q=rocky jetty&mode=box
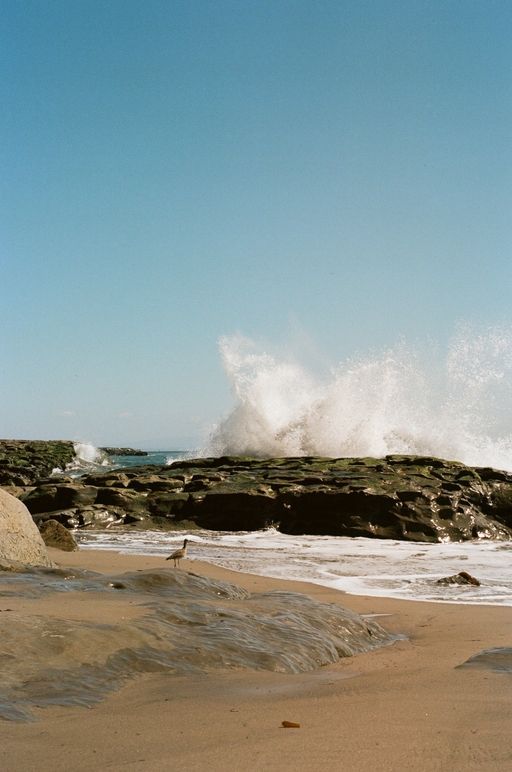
[7,455,512,542]
[100,447,148,456]
[0,439,75,486]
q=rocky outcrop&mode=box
[436,571,481,586]
[0,439,75,486]
[7,455,512,542]
[0,488,54,567]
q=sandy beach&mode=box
[1,548,511,772]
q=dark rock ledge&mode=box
[3,453,512,543]
[99,447,148,456]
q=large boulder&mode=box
[0,488,53,567]
[39,518,79,552]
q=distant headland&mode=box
[99,447,148,457]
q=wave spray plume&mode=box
[206,326,512,470]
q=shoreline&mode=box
[74,530,512,608]
[1,548,511,771]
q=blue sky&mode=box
[2,0,511,449]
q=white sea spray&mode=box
[206,325,512,470]
[73,442,104,464]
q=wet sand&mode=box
[1,548,511,771]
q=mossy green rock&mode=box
[0,440,75,485]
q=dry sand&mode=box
[1,548,511,772]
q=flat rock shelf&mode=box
[5,453,512,542]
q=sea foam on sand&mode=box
[77,528,512,606]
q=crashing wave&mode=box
[61,442,109,476]
[205,325,512,470]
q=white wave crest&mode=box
[61,442,110,476]
[206,326,512,470]
[73,442,104,464]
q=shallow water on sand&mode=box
[459,647,512,674]
[0,565,392,721]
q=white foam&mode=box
[60,442,109,477]
[76,529,512,606]
[73,442,104,464]
[206,325,512,470]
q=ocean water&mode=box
[77,528,512,607]
[63,445,191,476]
[106,450,190,469]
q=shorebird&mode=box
[166,538,189,567]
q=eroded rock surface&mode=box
[6,455,512,542]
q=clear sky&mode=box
[2,0,511,449]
